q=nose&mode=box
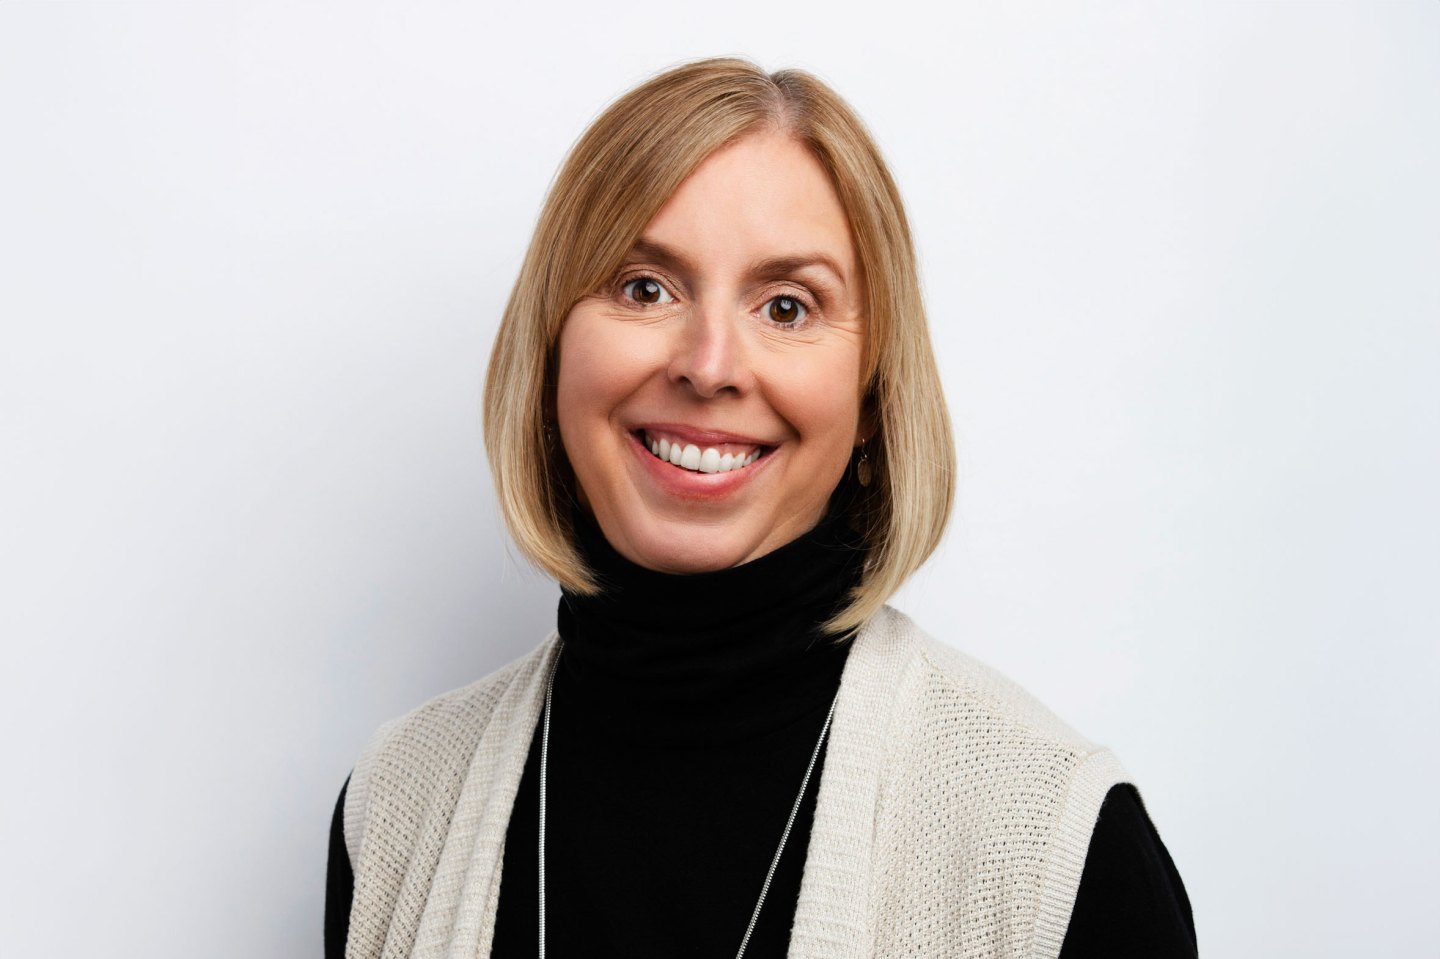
[666,303,753,399]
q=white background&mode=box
[2,2,1436,956]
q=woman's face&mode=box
[555,130,866,574]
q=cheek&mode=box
[555,312,659,421]
[554,311,664,496]
[773,346,865,452]
[555,316,624,445]
[555,317,606,418]
[553,315,610,492]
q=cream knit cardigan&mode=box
[342,605,1133,959]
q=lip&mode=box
[633,422,774,448]
[625,426,774,501]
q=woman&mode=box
[326,58,1196,959]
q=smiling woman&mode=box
[556,131,867,575]
[325,58,1196,959]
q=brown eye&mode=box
[622,277,673,305]
[766,296,806,325]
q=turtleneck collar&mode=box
[554,508,867,746]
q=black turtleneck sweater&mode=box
[325,514,1196,958]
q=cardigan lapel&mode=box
[405,635,560,959]
[788,607,925,959]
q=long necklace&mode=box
[538,642,840,959]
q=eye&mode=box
[765,295,807,325]
[621,277,675,306]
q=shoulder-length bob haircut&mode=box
[484,57,954,635]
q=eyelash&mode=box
[616,273,818,328]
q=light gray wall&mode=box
[2,2,1435,956]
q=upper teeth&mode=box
[646,434,760,474]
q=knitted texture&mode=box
[343,607,1130,959]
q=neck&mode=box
[554,509,866,745]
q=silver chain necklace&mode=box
[538,642,840,959]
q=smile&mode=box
[638,429,766,474]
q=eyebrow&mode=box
[627,237,850,287]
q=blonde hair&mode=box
[483,57,954,634]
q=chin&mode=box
[614,521,763,575]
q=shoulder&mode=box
[341,636,558,866]
[861,606,1134,958]
[371,639,552,748]
[869,604,1109,755]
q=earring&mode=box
[855,440,872,488]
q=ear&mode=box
[855,390,879,447]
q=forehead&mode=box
[638,131,858,286]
